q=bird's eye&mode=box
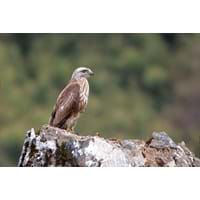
[82,70,88,73]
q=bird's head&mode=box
[71,67,94,80]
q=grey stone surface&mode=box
[18,125,200,167]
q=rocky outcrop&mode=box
[18,125,200,167]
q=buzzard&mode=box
[49,67,94,132]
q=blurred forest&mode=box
[0,33,200,166]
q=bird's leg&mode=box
[66,126,75,134]
[81,109,86,113]
[70,126,80,135]
[70,126,75,133]
[66,127,72,133]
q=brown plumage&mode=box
[49,67,94,131]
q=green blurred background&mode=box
[0,33,200,166]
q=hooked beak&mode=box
[89,70,94,76]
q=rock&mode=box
[150,131,177,149]
[18,125,200,167]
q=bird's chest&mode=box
[79,79,89,111]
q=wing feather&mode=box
[49,81,80,127]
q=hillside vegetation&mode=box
[0,34,200,166]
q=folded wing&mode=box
[49,81,80,128]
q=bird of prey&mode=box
[49,67,94,132]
